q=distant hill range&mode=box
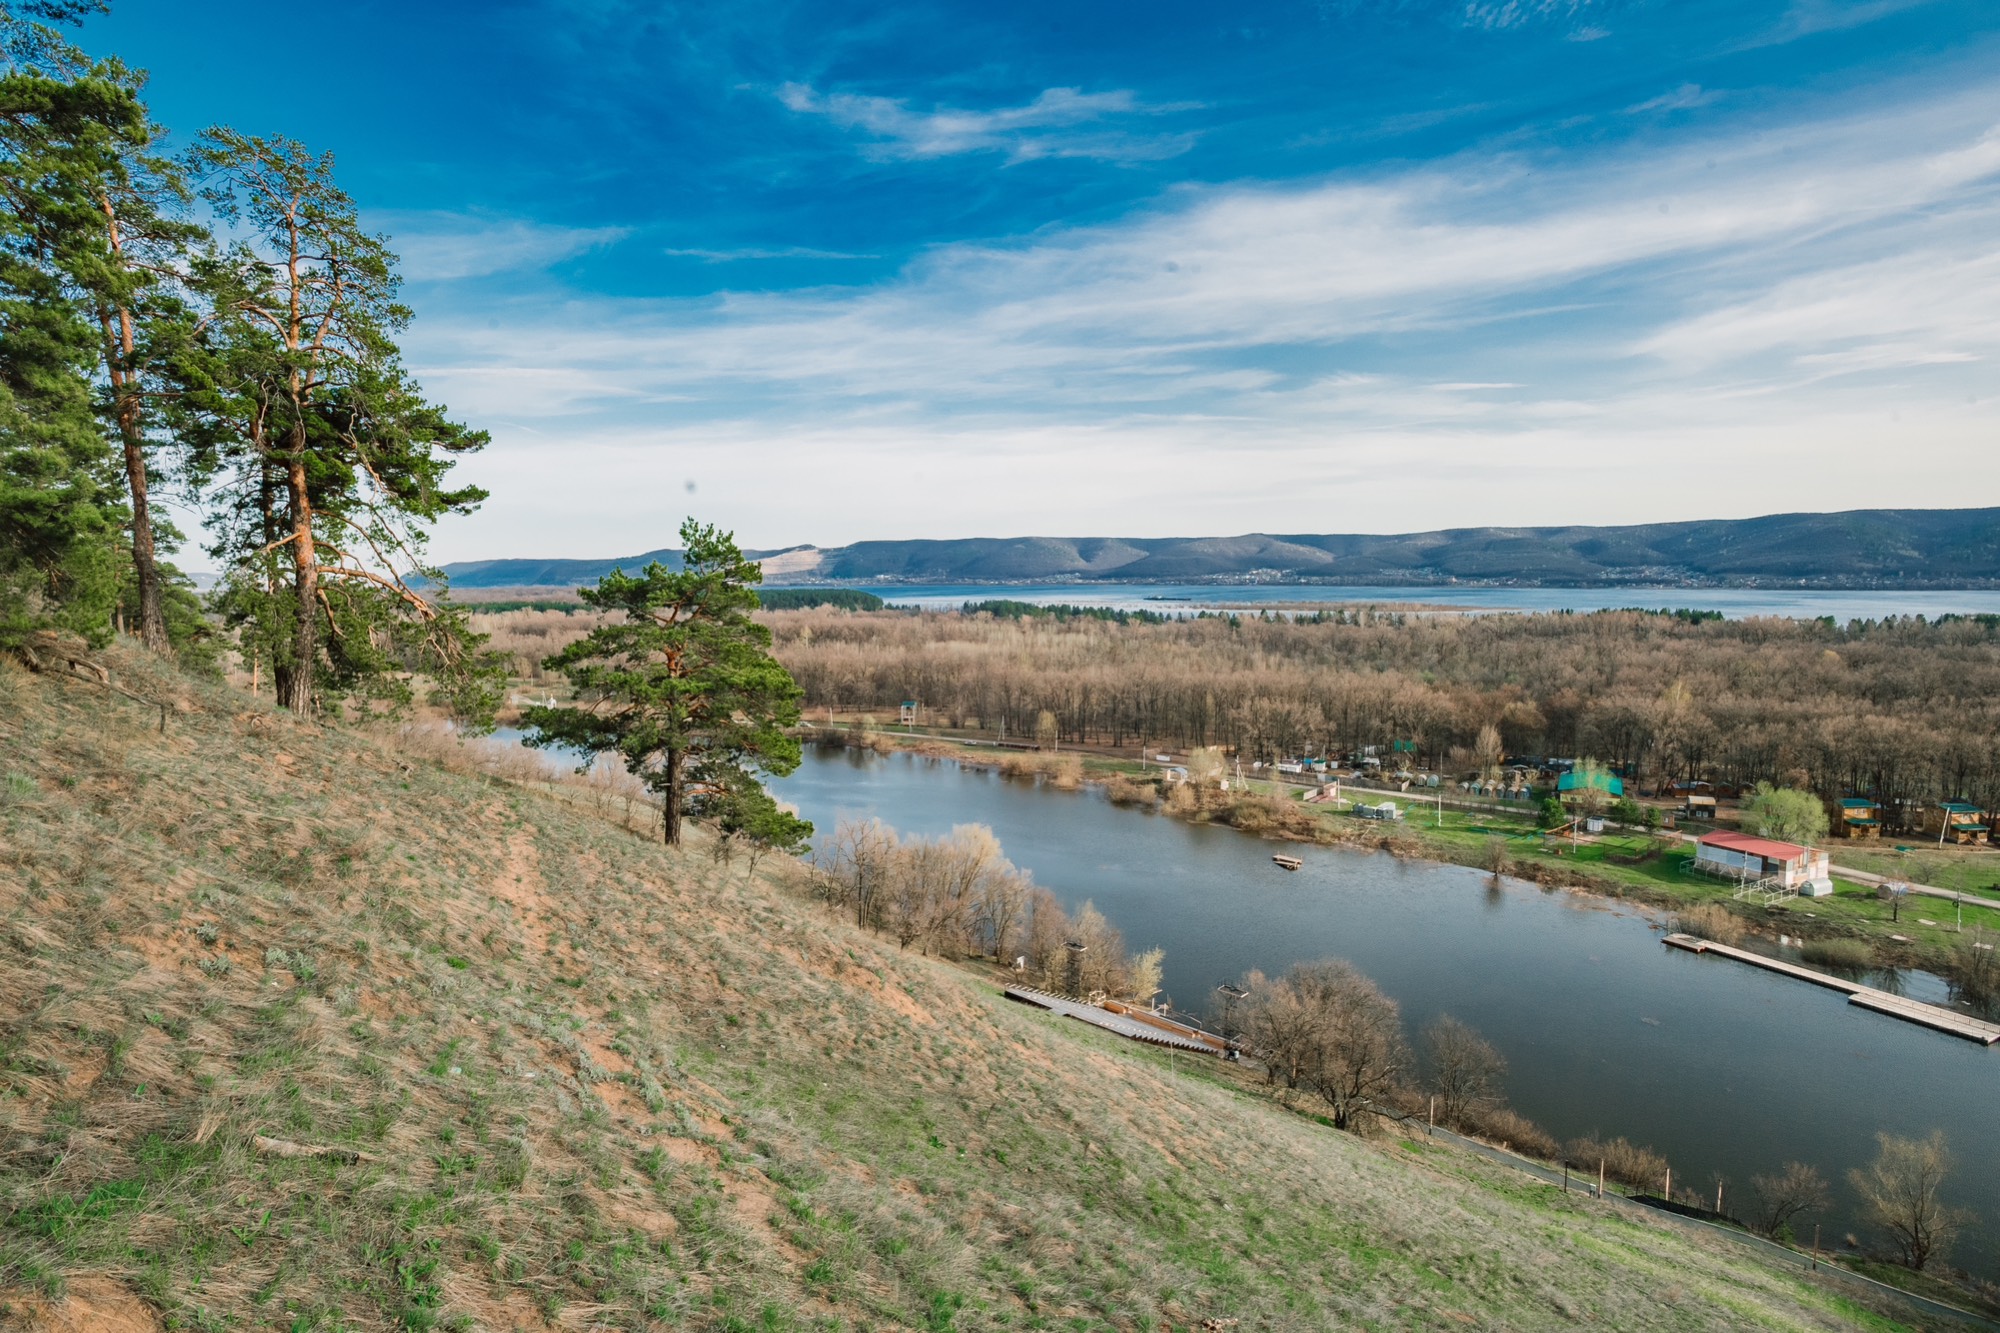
[438,507,2000,590]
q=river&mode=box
[873,582,2000,621]
[770,745,2000,1274]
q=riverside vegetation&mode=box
[473,602,2000,988]
[4,640,1989,1331]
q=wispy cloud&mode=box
[1628,83,1720,114]
[1460,1,1602,32]
[775,83,1200,163]
[413,83,2000,550]
[383,214,628,281]
[663,245,880,262]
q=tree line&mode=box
[762,606,2000,818]
[813,816,1163,1002]
[0,1,494,720]
[1243,955,1977,1273]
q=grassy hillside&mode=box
[0,652,1943,1331]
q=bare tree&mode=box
[1303,962,1410,1131]
[821,818,898,931]
[975,860,1030,964]
[1750,1161,1830,1239]
[1422,1015,1506,1126]
[1021,887,1073,991]
[1246,960,1410,1131]
[1848,1131,1975,1271]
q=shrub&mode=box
[1102,774,1157,808]
[1672,902,1745,946]
[1456,1104,1559,1159]
[1800,937,1874,971]
[1566,1135,1671,1192]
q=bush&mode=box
[1103,774,1157,808]
[1566,1135,1671,1192]
[1800,937,1874,971]
[1456,1105,1559,1159]
[1672,902,1745,946]
[1952,934,2000,1011]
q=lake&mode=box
[770,745,2000,1274]
[870,582,2000,622]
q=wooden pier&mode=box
[1003,986,1222,1054]
[1663,934,2000,1045]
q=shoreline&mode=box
[806,723,1997,992]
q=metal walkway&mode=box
[1003,986,1219,1054]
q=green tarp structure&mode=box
[1557,769,1624,797]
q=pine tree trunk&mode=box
[283,452,317,715]
[663,746,683,845]
[98,281,167,654]
[120,425,168,653]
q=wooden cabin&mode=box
[1831,797,1881,839]
[1924,803,1990,846]
[1694,831,1833,895]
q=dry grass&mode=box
[1800,937,1877,972]
[1674,902,1748,947]
[996,751,1083,789]
[1567,1136,1675,1193]
[0,650,1935,1331]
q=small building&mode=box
[1925,802,1990,846]
[1680,794,1718,820]
[1694,831,1832,894]
[1831,797,1881,839]
[1351,801,1403,821]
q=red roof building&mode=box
[1694,830,1832,894]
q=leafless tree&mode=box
[1246,960,1410,1131]
[1422,1015,1506,1126]
[1848,1131,1975,1271]
[1750,1161,1830,1238]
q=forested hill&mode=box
[440,507,2000,588]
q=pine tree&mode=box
[526,520,808,848]
[0,63,128,645]
[183,129,491,716]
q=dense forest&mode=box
[757,606,2000,816]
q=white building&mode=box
[1695,831,1832,895]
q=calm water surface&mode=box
[771,746,2000,1272]
[875,582,2000,621]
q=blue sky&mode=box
[89,0,2000,560]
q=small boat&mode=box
[1271,854,1303,871]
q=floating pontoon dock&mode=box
[1663,933,2000,1045]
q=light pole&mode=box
[1216,982,1249,1061]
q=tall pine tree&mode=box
[526,520,809,850]
[184,129,492,716]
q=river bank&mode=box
[807,722,2000,994]
[770,740,2000,1293]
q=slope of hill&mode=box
[0,651,1944,1330]
[437,508,2000,590]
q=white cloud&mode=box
[384,214,628,281]
[776,83,1199,163]
[1628,83,1720,114]
[663,245,879,262]
[406,82,2000,554]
